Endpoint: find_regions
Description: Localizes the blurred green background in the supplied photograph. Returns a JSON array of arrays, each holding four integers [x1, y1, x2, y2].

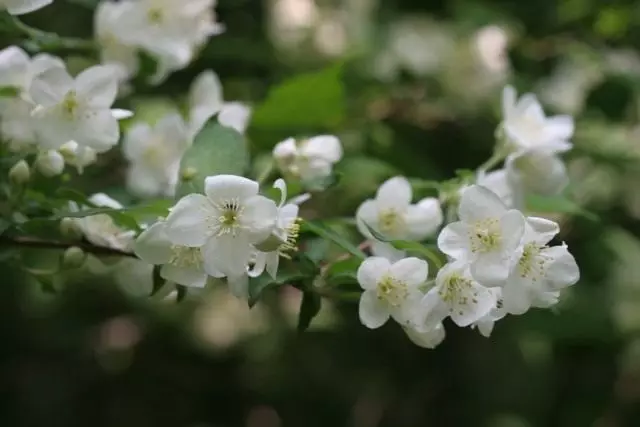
[[2, 0, 640, 426]]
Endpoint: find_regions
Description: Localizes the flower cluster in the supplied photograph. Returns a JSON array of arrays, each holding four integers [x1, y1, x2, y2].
[[0, 46, 130, 176], [94, 0, 224, 85]]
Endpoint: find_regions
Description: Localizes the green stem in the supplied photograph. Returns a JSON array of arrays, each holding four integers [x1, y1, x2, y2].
[[6, 15, 96, 53], [0, 235, 137, 258]]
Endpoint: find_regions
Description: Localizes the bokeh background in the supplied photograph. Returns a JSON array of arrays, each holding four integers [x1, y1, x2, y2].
[[2, 0, 640, 426]]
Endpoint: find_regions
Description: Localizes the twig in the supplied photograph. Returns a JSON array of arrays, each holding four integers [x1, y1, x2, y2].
[[0, 236, 137, 258]]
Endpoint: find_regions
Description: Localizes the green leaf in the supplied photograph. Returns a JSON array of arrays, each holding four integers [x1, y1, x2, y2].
[[251, 63, 345, 131], [297, 291, 321, 333], [0, 219, 10, 236], [0, 86, 20, 97], [302, 221, 366, 260], [526, 194, 598, 221], [176, 121, 249, 197], [325, 257, 360, 286], [248, 270, 308, 308]]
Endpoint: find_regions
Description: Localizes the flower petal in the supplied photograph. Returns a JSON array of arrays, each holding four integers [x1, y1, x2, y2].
[[5, 0, 52, 15], [390, 257, 428, 287], [500, 209, 525, 252], [241, 195, 278, 244], [404, 323, 445, 349], [358, 290, 390, 329], [204, 174, 258, 203], [449, 281, 497, 327], [524, 216, 559, 245], [301, 135, 342, 163], [357, 257, 390, 290], [219, 102, 251, 133], [111, 109, 134, 120], [355, 199, 378, 239], [74, 108, 120, 152], [30, 66, 73, 107], [437, 222, 470, 260], [544, 244, 580, 290], [134, 221, 173, 264], [75, 65, 118, 108], [227, 273, 250, 298], [0, 46, 29, 88], [545, 115, 574, 141], [164, 194, 212, 246], [202, 233, 252, 278], [501, 85, 517, 118], [471, 251, 512, 287], [459, 185, 507, 222], [160, 264, 207, 288], [502, 281, 532, 315], [376, 176, 412, 210], [405, 197, 443, 240]]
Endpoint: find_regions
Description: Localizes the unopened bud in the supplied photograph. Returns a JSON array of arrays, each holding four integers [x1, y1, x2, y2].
[[9, 160, 30, 184], [35, 150, 65, 177], [62, 246, 86, 269], [181, 167, 197, 181], [60, 217, 83, 239]]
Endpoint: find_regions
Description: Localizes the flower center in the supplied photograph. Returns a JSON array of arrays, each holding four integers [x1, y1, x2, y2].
[[215, 198, 244, 236], [62, 91, 79, 118], [376, 275, 408, 307], [469, 218, 501, 253], [517, 242, 549, 280], [278, 218, 301, 259], [439, 273, 479, 314], [168, 245, 203, 268], [147, 7, 164, 24], [378, 208, 404, 235]]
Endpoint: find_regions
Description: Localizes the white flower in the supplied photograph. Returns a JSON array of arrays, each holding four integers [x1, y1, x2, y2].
[[357, 256, 428, 329], [272, 135, 343, 183], [501, 85, 574, 155], [72, 193, 135, 252], [403, 322, 445, 349], [34, 149, 64, 176], [0, 46, 64, 149], [113, 0, 224, 84], [123, 113, 191, 198], [135, 220, 209, 288], [250, 179, 305, 280], [29, 65, 132, 152], [58, 141, 97, 173], [1, 0, 52, 15], [94, 1, 140, 84], [163, 175, 278, 278], [188, 70, 252, 135], [420, 260, 498, 328], [357, 176, 443, 242], [502, 217, 579, 315], [505, 151, 568, 202], [438, 185, 525, 286]]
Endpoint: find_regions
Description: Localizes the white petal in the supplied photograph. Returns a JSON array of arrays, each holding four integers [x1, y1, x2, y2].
[[376, 176, 412, 210], [112, 109, 133, 120], [74, 108, 120, 152], [507, 152, 568, 196], [459, 185, 507, 222], [357, 257, 390, 290], [160, 264, 207, 288], [544, 244, 580, 290], [219, 102, 251, 133], [30, 53, 65, 76], [545, 115, 574, 141], [301, 135, 342, 163], [89, 192, 122, 209], [355, 199, 378, 239], [501, 85, 517, 118], [437, 222, 470, 260], [134, 221, 173, 264], [126, 166, 166, 198], [390, 257, 428, 287], [502, 281, 532, 315], [524, 216, 559, 245], [405, 197, 443, 240], [0, 46, 29, 88], [265, 252, 280, 279], [122, 123, 152, 161], [29, 66, 73, 107], [75, 65, 118, 108], [227, 273, 250, 298], [404, 323, 445, 349], [155, 113, 191, 150], [499, 209, 525, 252], [370, 241, 406, 262], [189, 70, 224, 113], [272, 137, 297, 160], [202, 233, 252, 277], [449, 282, 497, 327], [273, 178, 288, 207], [358, 290, 390, 329], [164, 194, 212, 246], [241, 195, 278, 244], [471, 251, 512, 287], [419, 288, 450, 330], [204, 174, 258, 203], [5, 0, 52, 15]]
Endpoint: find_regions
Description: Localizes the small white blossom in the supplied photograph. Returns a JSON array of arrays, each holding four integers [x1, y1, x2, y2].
[[272, 135, 343, 183], [30, 65, 132, 152], [8, 159, 30, 184], [0, 46, 64, 150], [250, 179, 305, 280], [501, 85, 574, 155], [1, 0, 52, 15], [438, 185, 525, 286], [357, 176, 443, 241], [502, 217, 579, 315], [123, 113, 191, 198], [403, 322, 445, 349], [505, 151, 568, 203], [71, 193, 135, 252], [188, 70, 252, 135], [420, 260, 498, 328], [163, 175, 278, 279], [58, 141, 97, 173], [135, 220, 208, 288], [113, 0, 224, 84], [34, 149, 64, 177], [357, 256, 428, 329]]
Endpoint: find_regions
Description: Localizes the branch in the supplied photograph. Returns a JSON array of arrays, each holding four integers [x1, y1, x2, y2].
[[0, 236, 138, 258]]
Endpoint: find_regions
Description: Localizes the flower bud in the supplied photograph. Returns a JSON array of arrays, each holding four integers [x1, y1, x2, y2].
[[181, 167, 198, 181], [35, 150, 65, 177], [62, 246, 87, 269], [8, 160, 30, 184], [60, 218, 83, 240]]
